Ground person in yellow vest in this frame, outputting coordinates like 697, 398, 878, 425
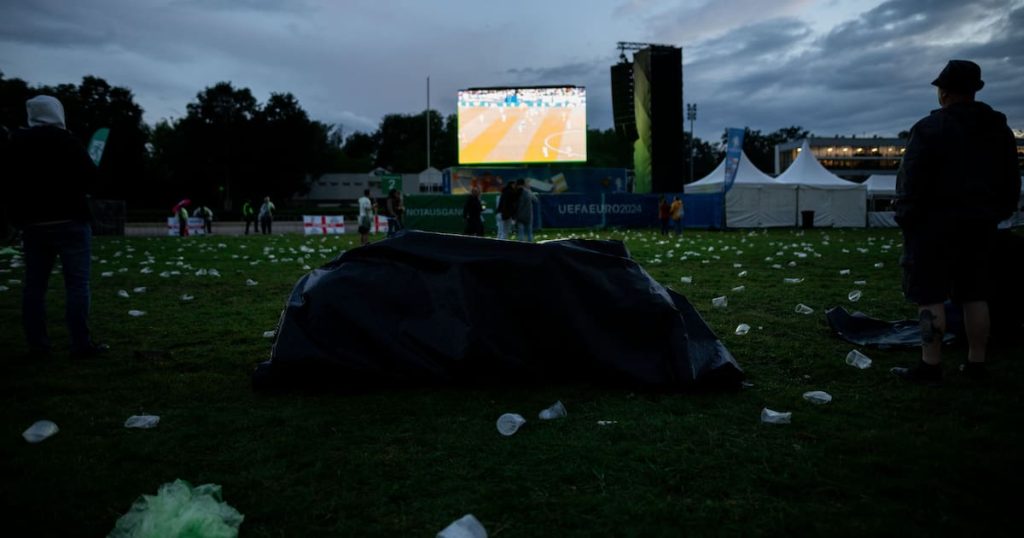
242, 200, 255, 235
670, 196, 684, 235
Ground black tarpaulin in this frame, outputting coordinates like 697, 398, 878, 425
826, 306, 958, 348
254, 231, 743, 391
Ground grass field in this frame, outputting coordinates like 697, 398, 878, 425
1, 228, 1021, 537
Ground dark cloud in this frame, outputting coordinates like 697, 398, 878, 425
683, 0, 1024, 141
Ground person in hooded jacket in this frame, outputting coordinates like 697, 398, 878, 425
891, 60, 1021, 384
6, 95, 107, 359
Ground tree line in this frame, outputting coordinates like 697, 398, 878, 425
1, 72, 811, 213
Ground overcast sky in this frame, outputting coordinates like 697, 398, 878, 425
1, 0, 1021, 142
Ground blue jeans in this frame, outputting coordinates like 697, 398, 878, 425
22, 221, 94, 353
517, 221, 534, 242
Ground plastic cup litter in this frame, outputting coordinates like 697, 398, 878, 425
124, 415, 161, 429
760, 408, 791, 424
802, 391, 833, 404
262, 331, 276, 338
117, 290, 130, 298
496, 413, 526, 436
712, 296, 728, 308
735, 323, 751, 336
731, 285, 745, 292
848, 290, 862, 302
680, 276, 693, 284
794, 303, 814, 315
538, 401, 567, 420
437, 514, 488, 538
845, 349, 872, 369
23, 420, 59, 443
128, 310, 146, 317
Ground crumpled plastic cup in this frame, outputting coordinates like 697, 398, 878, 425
680, 276, 693, 284
262, 330, 276, 338
23, 420, 59, 443
802, 391, 833, 404
784, 278, 804, 284
128, 310, 146, 317
712, 296, 728, 308
760, 408, 791, 424
794, 303, 814, 314
117, 290, 130, 298
437, 513, 488, 538
734, 323, 751, 335
846, 350, 872, 369
848, 290, 862, 302
496, 413, 526, 436
538, 401, 567, 420
731, 285, 745, 292
124, 415, 161, 429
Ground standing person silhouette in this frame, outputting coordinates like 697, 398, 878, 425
7, 95, 108, 358
891, 60, 1020, 384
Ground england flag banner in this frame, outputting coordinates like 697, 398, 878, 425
166, 217, 206, 236
303, 215, 346, 235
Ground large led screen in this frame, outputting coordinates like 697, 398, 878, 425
458, 86, 586, 164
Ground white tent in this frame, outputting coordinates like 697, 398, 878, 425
863, 174, 899, 227
864, 174, 897, 198
775, 140, 867, 227
687, 150, 797, 227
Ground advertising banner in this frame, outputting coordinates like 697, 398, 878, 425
404, 194, 498, 234
723, 127, 745, 193
447, 167, 628, 195
539, 193, 659, 229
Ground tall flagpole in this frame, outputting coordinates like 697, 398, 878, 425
426, 76, 431, 170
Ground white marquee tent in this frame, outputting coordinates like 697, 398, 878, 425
775, 140, 867, 227
687, 150, 797, 227
864, 174, 899, 227
864, 174, 897, 198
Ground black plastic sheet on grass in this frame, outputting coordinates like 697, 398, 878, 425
253, 231, 743, 391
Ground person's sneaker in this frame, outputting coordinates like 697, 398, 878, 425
70, 343, 110, 360
959, 361, 988, 380
891, 360, 942, 386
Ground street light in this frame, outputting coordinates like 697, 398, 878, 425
686, 103, 697, 182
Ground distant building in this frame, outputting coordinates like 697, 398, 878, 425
776, 135, 1024, 181
297, 169, 426, 206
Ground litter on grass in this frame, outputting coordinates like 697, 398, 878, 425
795, 304, 814, 315
735, 323, 751, 336
22, 420, 59, 443
845, 349, 872, 369
437, 514, 488, 538
802, 391, 833, 404
538, 401, 567, 420
109, 479, 243, 538
124, 415, 160, 429
496, 413, 526, 436
760, 408, 791, 424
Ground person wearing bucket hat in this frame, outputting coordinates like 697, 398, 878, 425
892, 60, 1020, 385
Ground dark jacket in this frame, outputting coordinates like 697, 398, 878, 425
895, 101, 1020, 228
463, 195, 483, 222
497, 184, 518, 220
6, 125, 97, 227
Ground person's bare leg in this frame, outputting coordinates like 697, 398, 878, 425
919, 303, 945, 365
962, 301, 989, 363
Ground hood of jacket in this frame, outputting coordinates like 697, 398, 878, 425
26, 95, 66, 129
